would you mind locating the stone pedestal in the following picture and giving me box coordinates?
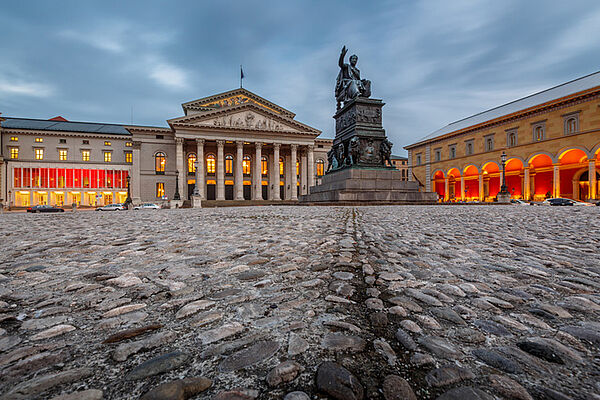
[191,195,202,208]
[497,193,511,204]
[300,167,437,204]
[170,199,184,209]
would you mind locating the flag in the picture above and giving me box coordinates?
[240,66,245,80]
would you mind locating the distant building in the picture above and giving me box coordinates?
[0,89,332,207]
[405,71,600,202]
[390,155,409,181]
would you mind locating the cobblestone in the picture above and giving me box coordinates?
[0,205,599,398]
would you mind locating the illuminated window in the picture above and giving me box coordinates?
[126,152,132,163]
[59,150,67,160]
[316,159,325,177]
[206,154,216,174]
[35,148,44,160]
[225,154,233,175]
[104,141,111,146]
[82,150,90,161]
[296,159,300,176]
[155,152,166,174]
[188,153,197,174]
[10,148,18,159]
[243,155,251,175]
[126,142,133,147]
[104,152,112,162]
[10,136,18,142]
[35,137,43,143]
[156,182,165,198]
[261,156,268,176]
[279,157,284,177]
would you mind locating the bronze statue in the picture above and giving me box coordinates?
[335,46,371,110]
[326,147,337,172]
[349,137,360,165]
[380,138,393,167]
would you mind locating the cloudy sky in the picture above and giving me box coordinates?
[2,1,600,154]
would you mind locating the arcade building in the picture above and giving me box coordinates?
[0,89,332,207]
[405,70,600,202]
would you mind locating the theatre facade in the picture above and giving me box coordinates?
[405,71,600,202]
[0,89,331,207]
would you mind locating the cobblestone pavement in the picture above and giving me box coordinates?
[0,206,599,400]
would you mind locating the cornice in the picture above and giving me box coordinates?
[2,128,131,140]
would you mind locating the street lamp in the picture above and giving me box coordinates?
[192,161,200,196]
[124,175,132,208]
[499,151,509,195]
[173,170,181,200]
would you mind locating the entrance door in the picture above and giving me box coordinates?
[225,185,234,200]
[280,185,285,200]
[262,184,268,200]
[104,193,113,205]
[207,184,216,200]
[188,183,195,200]
[243,185,251,200]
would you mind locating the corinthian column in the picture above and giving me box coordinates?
[272,143,281,200]
[195,138,205,199]
[216,140,225,200]
[235,141,244,200]
[307,144,315,190]
[176,138,185,199]
[290,144,298,200]
[254,142,263,200]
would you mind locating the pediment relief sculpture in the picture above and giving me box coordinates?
[192,111,300,132]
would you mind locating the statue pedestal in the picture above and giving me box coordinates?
[170,199,184,209]
[191,195,202,208]
[300,167,437,204]
[497,193,511,204]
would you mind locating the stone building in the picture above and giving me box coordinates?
[0,89,332,207]
[390,155,409,181]
[405,70,600,202]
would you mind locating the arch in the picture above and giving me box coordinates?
[187,153,197,174]
[447,167,461,178]
[242,155,251,175]
[432,170,445,200]
[482,161,499,173]
[154,151,166,174]
[225,154,234,175]
[591,143,600,158]
[432,169,445,180]
[526,151,556,165]
[316,159,325,177]
[557,146,591,163]
[463,165,479,176]
[206,153,216,174]
[505,158,524,171]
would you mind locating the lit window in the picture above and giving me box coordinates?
[10,148,18,159]
[316,159,325,177]
[35,138,43,143]
[156,182,165,198]
[104,152,112,162]
[35,148,44,160]
[104,141,111,146]
[261,156,268,176]
[82,150,90,161]
[59,150,67,160]
[126,152,132,163]
[188,153,197,174]
[10,136,18,142]
[279,157,284,177]
[225,154,233,175]
[126,142,133,147]
[155,152,166,174]
[242,155,251,175]
[296,159,300,176]
[206,154,216,174]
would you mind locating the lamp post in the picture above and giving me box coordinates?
[192,161,200,196]
[173,170,181,200]
[124,175,132,208]
[499,151,509,195]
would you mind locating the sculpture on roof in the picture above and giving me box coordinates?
[335,46,371,110]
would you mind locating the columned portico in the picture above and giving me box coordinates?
[254,142,262,200]
[216,140,225,200]
[290,144,298,200]
[196,138,205,199]
[272,143,281,200]
[235,141,244,200]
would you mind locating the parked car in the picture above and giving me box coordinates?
[510,199,530,206]
[571,199,595,206]
[27,205,65,213]
[542,198,574,206]
[134,203,161,210]
[96,203,125,211]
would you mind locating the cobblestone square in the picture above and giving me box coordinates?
[0,206,599,399]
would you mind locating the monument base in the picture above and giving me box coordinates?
[170,199,184,208]
[300,167,437,204]
[497,193,511,204]
[191,195,203,208]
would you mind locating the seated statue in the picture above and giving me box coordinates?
[335,46,371,110]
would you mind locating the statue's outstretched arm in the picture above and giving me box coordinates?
[339,46,347,68]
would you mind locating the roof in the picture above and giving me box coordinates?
[408,69,600,148]
[391,154,407,160]
[1,117,131,135]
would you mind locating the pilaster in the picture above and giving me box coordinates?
[272,143,281,200]
[235,141,244,200]
[216,140,225,200]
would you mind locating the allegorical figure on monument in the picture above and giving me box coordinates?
[380,138,393,167]
[335,46,371,109]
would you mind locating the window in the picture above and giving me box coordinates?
[59,139,66,144]
[465,140,474,155]
[564,115,578,135]
[156,135,164,139]
[59,149,67,160]
[296,159,300,176]
[10,136,18,142]
[532,124,544,142]
[104,141,111,146]
[104,152,112,162]
[484,135,494,152]
[416,154,422,166]
[206,154,216,174]
[126,152,132,163]
[10,148,18,159]
[35,138,43,143]
[225,154,233,175]
[83,140,89,145]
[507,130,518,147]
[279,157,284,177]
[434,149,441,162]
[316,159,325,177]
[155,152,166,174]
[242,155,251,175]
[35,148,44,160]
[126,142,133,147]
[261,156,268,176]
[82,150,90,161]
[449,145,456,159]
[188,153,197,174]
[156,182,165,198]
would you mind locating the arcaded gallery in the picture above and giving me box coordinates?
[405,70,600,202]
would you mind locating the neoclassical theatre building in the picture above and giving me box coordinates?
[405,70,600,202]
[0,89,332,207]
